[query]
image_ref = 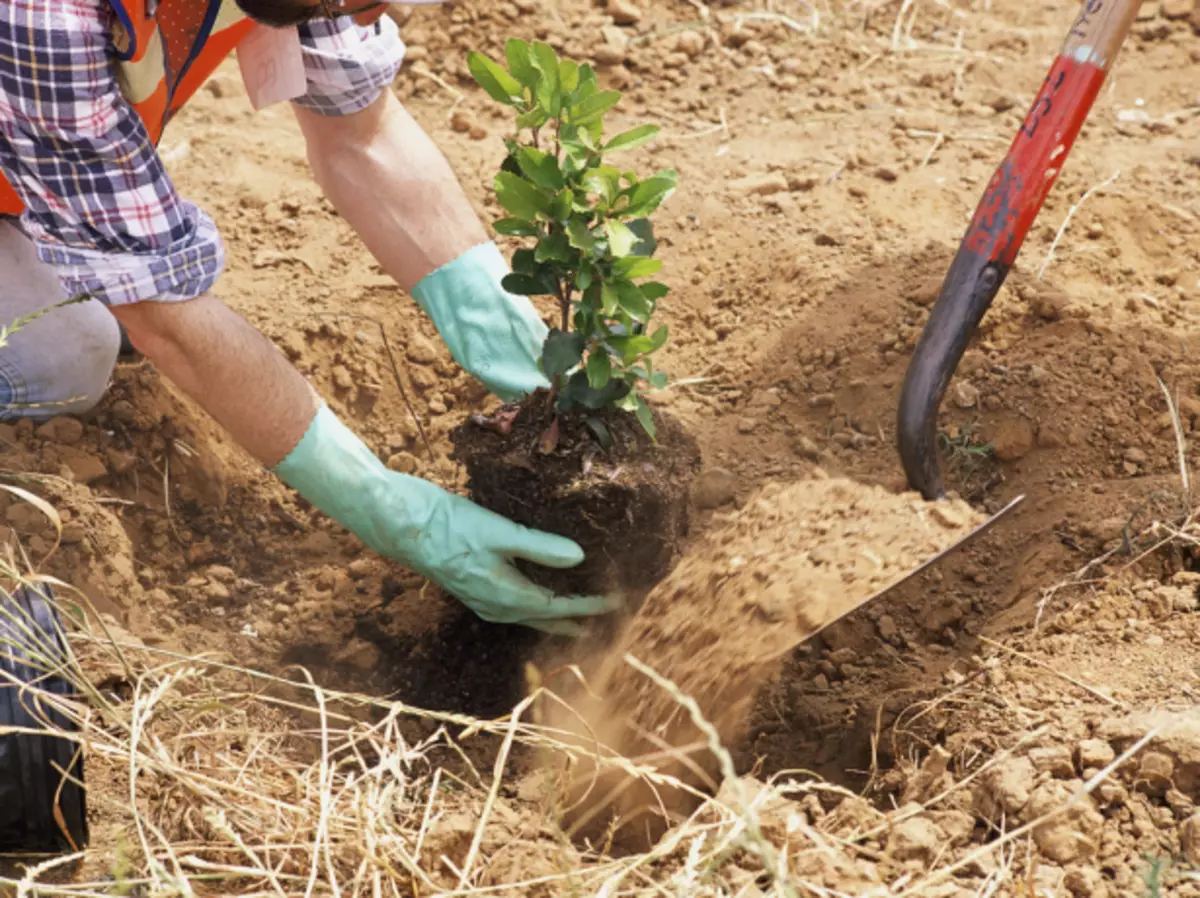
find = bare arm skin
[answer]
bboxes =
[292,89,488,290]
[110,295,318,467]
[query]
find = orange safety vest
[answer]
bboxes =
[0,0,255,216]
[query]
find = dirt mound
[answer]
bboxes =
[559,475,986,839]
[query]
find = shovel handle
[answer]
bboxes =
[896,0,1140,500]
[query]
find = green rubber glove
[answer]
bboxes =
[273,404,618,635]
[411,242,550,402]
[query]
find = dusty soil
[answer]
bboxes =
[9,0,1200,891]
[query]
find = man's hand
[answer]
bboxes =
[293,93,551,401]
[274,405,617,635]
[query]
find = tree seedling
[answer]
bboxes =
[467,40,676,451]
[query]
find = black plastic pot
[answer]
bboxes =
[0,584,88,854]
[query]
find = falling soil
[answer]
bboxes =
[449,401,701,601]
[558,475,987,842]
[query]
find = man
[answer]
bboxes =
[0,1,617,635]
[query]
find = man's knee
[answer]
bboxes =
[0,222,119,420]
[0,297,120,420]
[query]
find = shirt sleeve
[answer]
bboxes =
[0,0,224,307]
[292,14,406,117]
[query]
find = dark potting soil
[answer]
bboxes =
[448,401,701,603]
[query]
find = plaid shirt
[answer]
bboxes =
[0,1,404,307]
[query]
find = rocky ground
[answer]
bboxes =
[9,0,1200,893]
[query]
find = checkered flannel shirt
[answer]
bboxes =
[0,1,405,307]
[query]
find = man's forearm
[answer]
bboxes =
[292,91,488,290]
[110,295,318,467]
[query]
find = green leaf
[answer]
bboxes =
[605,124,660,152]
[634,395,656,438]
[563,370,631,410]
[625,173,677,216]
[516,105,549,131]
[641,281,669,300]
[586,417,613,449]
[586,350,612,389]
[649,324,669,351]
[604,220,637,257]
[576,263,594,291]
[650,370,668,389]
[572,90,621,126]
[493,217,538,237]
[583,166,621,205]
[566,218,596,252]
[505,39,539,88]
[574,65,598,102]
[614,256,662,279]
[616,282,651,321]
[535,229,571,264]
[558,59,580,95]
[552,189,574,222]
[531,42,562,116]
[512,248,538,274]
[495,172,552,220]
[600,282,620,316]
[542,329,585,381]
[562,140,591,174]
[502,273,554,296]
[515,147,564,191]
[628,218,658,256]
[467,51,523,105]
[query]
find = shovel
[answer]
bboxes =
[897,0,1141,501]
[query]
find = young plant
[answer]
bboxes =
[466,40,676,449]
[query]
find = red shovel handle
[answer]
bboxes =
[897,0,1141,500]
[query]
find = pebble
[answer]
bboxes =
[386,452,420,474]
[106,449,137,474]
[951,380,979,409]
[874,165,899,182]
[1077,738,1116,769]
[593,45,627,65]
[983,90,1016,113]
[693,467,739,509]
[793,435,821,461]
[877,614,898,640]
[451,109,488,140]
[1123,446,1148,465]
[929,502,970,530]
[1029,745,1075,778]
[986,416,1034,462]
[885,816,945,863]
[1181,812,1200,863]
[729,171,790,197]
[331,365,354,391]
[406,335,439,365]
[607,0,642,25]
[63,450,108,485]
[109,399,136,423]
[674,30,704,57]
[737,417,758,434]
[36,416,84,445]
[1138,750,1175,791]
[347,558,373,580]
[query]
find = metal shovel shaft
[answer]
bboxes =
[897,0,1141,500]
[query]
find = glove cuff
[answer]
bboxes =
[271,404,408,551]
[410,241,510,319]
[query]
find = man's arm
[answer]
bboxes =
[110,295,317,467]
[293,89,488,291]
